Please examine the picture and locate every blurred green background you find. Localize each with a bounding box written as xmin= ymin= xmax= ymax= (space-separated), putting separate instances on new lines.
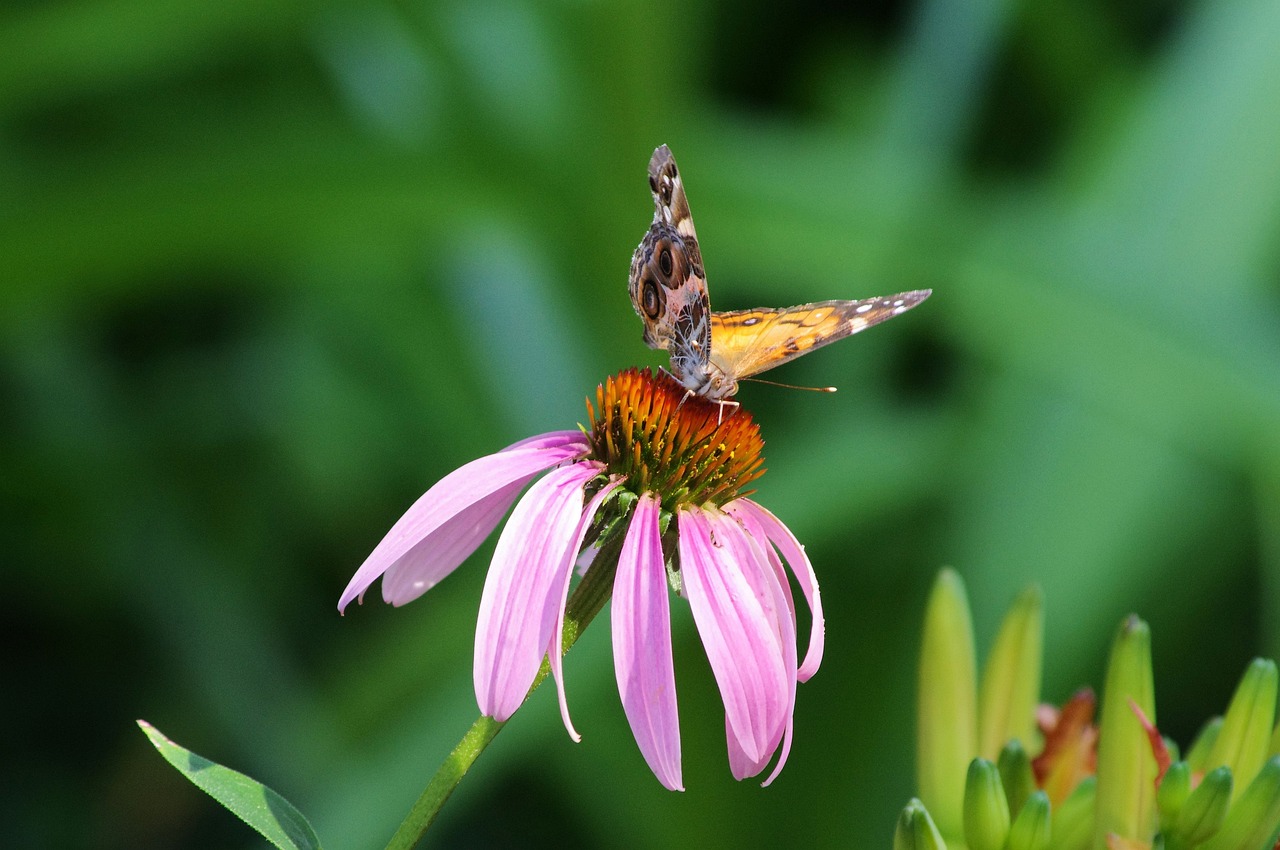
xmin=4 ymin=0 xmax=1280 ymax=847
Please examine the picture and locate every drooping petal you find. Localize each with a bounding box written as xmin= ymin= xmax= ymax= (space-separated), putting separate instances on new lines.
xmin=726 ymin=504 xmax=799 ymax=659
xmin=338 ymin=430 xmax=587 ymax=612
xmin=724 ymin=713 xmax=796 ymax=787
xmin=719 ymin=506 xmax=799 ymax=785
xmin=547 ymin=475 xmax=622 ymax=742
xmin=679 ymin=507 xmax=789 ymax=766
xmin=757 ymin=557 xmax=797 ymax=787
xmin=726 ymin=499 xmax=825 ymax=682
xmin=613 ymin=493 xmax=683 ymax=791
xmin=473 ymin=461 xmax=600 ymax=722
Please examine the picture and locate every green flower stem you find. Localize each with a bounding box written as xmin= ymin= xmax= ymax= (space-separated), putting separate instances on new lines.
xmin=384 ymin=715 xmax=505 ymax=850
xmin=383 ymin=533 xmax=626 ymax=850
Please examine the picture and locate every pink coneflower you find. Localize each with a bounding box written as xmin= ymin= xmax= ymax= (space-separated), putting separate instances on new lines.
xmin=339 ymin=368 xmax=824 ymax=791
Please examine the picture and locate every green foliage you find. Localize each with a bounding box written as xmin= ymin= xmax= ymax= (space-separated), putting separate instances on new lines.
xmin=6 ymin=0 xmax=1280 ymax=847
xmin=138 ymin=721 xmax=321 ymax=850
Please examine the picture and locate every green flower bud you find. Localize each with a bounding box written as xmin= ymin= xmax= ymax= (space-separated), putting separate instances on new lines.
xmin=895 ymin=798 xmax=949 ymax=850
xmin=1200 ymin=756 xmax=1280 ymax=850
xmin=1094 ymin=615 xmax=1158 ymax=846
xmin=1171 ymin=765 xmax=1231 ymax=844
xmin=1205 ymin=659 xmax=1277 ymax=798
xmin=918 ymin=570 xmax=978 ymax=839
xmin=1050 ymin=777 xmax=1096 ymax=850
xmin=997 ymin=739 xmax=1037 ymax=819
xmin=978 ymin=585 xmax=1043 ymax=761
xmin=1156 ymin=761 xmax=1192 ymax=826
xmin=1005 ymin=790 xmax=1051 ymax=850
xmin=963 ymin=759 xmax=1009 ymax=850
xmin=1187 ymin=717 xmax=1223 ymax=773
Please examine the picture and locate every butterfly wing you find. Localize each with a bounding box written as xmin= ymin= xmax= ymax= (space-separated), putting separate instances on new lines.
xmin=629 ymin=145 xmax=715 ymax=392
xmin=709 ymin=290 xmax=931 ymax=383
xmin=648 ymin=144 xmax=699 ymax=242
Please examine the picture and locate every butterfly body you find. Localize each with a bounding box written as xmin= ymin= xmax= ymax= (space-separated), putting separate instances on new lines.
xmin=629 ymin=144 xmax=930 ymax=401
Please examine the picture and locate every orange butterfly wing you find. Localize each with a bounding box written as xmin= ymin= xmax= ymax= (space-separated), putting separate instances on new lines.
xmin=709 ymin=291 xmax=931 ymax=383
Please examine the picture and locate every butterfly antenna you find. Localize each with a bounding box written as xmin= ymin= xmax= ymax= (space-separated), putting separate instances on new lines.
xmin=741 ymin=377 xmax=838 ymax=393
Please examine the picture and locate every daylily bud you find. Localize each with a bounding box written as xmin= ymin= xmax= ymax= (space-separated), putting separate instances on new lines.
xmin=1171 ymin=765 xmax=1231 ymax=845
xmin=998 ymin=739 xmax=1036 ymax=819
xmin=1093 ymin=615 xmax=1157 ymax=845
xmin=1205 ymin=658 xmax=1277 ymax=798
xmin=979 ymin=585 xmax=1043 ymax=761
xmin=1199 ymin=756 xmax=1280 ymax=850
xmin=1156 ymin=760 xmax=1191 ymax=826
xmin=917 ymin=569 xmax=978 ymax=838
xmin=963 ymin=759 xmax=1009 ymax=850
xmin=1050 ymin=776 xmax=1096 ymax=850
xmin=1187 ymin=717 xmax=1224 ymax=773
xmin=1005 ymin=790 xmax=1051 ymax=850
xmin=894 ymin=798 xmax=949 ymax=850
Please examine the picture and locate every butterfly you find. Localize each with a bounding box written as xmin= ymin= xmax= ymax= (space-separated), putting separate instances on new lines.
xmin=628 ymin=144 xmax=931 ymax=404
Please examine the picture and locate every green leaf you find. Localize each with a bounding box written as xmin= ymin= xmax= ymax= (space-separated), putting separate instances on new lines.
xmin=138 ymin=720 xmax=322 ymax=850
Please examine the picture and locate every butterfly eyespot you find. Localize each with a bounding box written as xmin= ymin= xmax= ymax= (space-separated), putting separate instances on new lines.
xmin=658 ymin=247 xmax=673 ymax=277
xmin=642 ymin=278 xmax=662 ymax=319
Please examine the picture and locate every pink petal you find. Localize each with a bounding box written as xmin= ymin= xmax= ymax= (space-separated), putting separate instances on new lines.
xmin=725 ymin=713 xmax=767 ymax=779
xmin=726 ymin=499 xmax=825 ymax=682
xmin=547 ymin=475 xmax=622 ymax=742
xmin=338 ymin=431 xmax=587 ymax=612
xmin=725 ymin=713 xmax=795 ymax=787
xmin=761 ymin=717 xmax=795 ymax=787
xmin=613 ymin=493 xmax=683 ymax=791
xmin=678 ymin=508 xmax=789 ymax=766
xmin=473 ymin=462 xmax=600 ymax=722
xmin=380 ymin=481 xmax=523 ymax=606
xmin=720 ymin=508 xmax=799 ymax=785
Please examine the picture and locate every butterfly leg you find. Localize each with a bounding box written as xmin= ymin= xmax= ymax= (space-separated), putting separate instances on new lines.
xmin=715 ymin=398 xmax=739 ymax=425
xmin=657 ymin=365 xmax=682 ymax=388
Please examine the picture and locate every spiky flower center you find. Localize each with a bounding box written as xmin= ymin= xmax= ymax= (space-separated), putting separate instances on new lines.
xmin=585 ymin=368 xmax=765 ymax=511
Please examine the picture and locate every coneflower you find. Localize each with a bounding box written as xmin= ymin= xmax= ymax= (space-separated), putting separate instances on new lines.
xmin=340 ymin=368 xmax=823 ymax=790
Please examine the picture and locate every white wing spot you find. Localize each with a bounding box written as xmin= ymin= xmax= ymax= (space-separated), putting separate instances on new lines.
xmin=856 ymin=303 xmax=873 ymax=314
xmin=893 ymin=299 xmax=905 ymax=307
xmin=848 ymin=318 xmax=867 ymax=331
